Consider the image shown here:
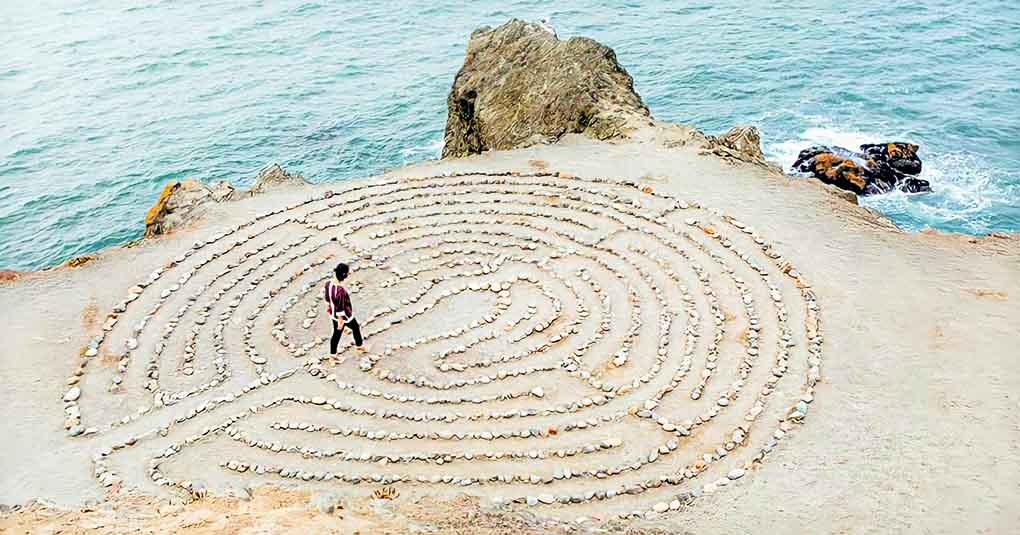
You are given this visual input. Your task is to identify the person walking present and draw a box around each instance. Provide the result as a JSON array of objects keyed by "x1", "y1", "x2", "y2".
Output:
[{"x1": 324, "y1": 262, "x2": 365, "y2": 363}]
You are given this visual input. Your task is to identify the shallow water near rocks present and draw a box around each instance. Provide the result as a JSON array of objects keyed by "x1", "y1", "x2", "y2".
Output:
[{"x1": 1, "y1": 0, "x2": 1018, "y2": 270}]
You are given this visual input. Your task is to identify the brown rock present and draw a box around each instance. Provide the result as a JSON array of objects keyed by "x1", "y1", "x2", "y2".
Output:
[
  {"x1": 705, "y1": 125, "x2": 781, "y2": 172},
  {"x1": 143, "y1": 179, "x2": 217, "y2": 238},
  {"x1": 64, "y1": 254, "x2": 97, "y2": 268},
  {"x1": 0, "y1": 270, "x2": 21, "y2": 283},
  {"x1": 246, "y1": 163, "x2": 309, "y2": 196},
  {"x1": 441, "y1": 19, "x2": 650, "y2": 159},
  {"x1": 209, "y1": 181, "x2": 238, "y2": 202},
  {"x1": 793, "y1": 143, "x2": 930, "y2": 195},
  {"x1": 143, "y1": 163, "x2": 306, "y2": 238}
]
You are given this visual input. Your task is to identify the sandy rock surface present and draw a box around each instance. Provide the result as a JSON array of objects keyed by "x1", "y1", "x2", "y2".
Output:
[{"x1": 1, "y1": 129, "x2": 1017, "y2": 534}]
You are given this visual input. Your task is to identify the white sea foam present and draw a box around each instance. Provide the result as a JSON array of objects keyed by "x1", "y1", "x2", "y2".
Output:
[
  {"x1": 765, "y1": 125, "x2": 896, "y2": 172},
  {"x1": 399, "y1": 138, "x2": 444, "y2": 160},
  {"x1": 765, "y1": 124, "x2": 1016, "y2": 232}
]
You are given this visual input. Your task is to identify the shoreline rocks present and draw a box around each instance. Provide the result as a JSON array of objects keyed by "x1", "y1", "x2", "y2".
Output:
[
  {"x1": 792, "y1": 142, "x2": 930, "y2": 195},
  {"x1": 441, "y1": 19, "x2": 650, "y2": 159},
  {"x1": 143, "y1": 163, "x2": 309, "y2": 238},
  {"x1": 704, "y1": 125, "x2": 781, "y2": 173}
]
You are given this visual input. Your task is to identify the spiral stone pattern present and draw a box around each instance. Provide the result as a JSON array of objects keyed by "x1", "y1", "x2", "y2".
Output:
[{"x1": 64, "y1": 172, "x2": 823, "y2": 521}]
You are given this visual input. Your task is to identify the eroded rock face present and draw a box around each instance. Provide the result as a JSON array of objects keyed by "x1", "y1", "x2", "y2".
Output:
[
  {"x1": 143, "y1": 163, "x2": 307, "y2": 238},
  {"x1": 792, "y1": 142, "x2": 930, "y2": 195},
  {"x1": 144, "y1": 179, "x2": 217, "y2": 238},
  {"x1": 247, "y1": 163, "x2": 309, "y2": 196},
  {"x1": 705, "y1": 125, "x2": 780, "y2": 172},
  {"x1": 442, "y1": 19, "x2": 650, "y2": 159}
]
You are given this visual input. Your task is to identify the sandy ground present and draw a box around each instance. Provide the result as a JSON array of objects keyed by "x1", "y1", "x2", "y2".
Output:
[
  {"x1": 1, "y1": 125, "x2": 1018, "y2": 534},
  {"x1": 2, "y1": 487, "x2": 674, "y2": 535}
]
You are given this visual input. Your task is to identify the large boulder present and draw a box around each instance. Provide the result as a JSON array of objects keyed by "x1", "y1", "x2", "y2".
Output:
[
  {"x1": 143, "y1": 163, "x2": 308, "y2": 238},
  {"x1": 792, "y1": 142, "x2": 930, "y2": 195},
  {"x1": 441, "y1": 19, "x2": 650, "y2": 159}
]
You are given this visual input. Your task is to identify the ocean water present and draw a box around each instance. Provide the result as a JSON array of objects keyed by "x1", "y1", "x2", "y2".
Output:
[{"x1": 2, "y1": 1, "x2": 1018, "y2": 270}]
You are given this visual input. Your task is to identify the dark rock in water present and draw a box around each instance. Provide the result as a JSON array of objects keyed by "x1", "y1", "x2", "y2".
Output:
[
  {"x1": 442, "y1": 19, "x2": 650, "y2": 159},
  {"x1": 861, "y1": 142, "x2": 923, "y2": 175},
  {"x1": 792, "y1": 142, "x2": 930, "y2": 195}
]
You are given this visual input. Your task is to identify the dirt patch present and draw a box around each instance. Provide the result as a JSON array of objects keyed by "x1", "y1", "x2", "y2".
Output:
[
  {"x1": 0, "y1": 487, "x2": 673, "y2": 535},
  {"x1": 964, "y1": 288, "x2": 1008, "y2": 300},
  {"x1": 82, "y1": 301, "x2": 99, "y2": 330}
]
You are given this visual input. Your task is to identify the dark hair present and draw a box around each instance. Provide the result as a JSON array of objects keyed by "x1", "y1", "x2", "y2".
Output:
[{"x1": 334, "y1": 262, "x2": 350, "y2": 281}]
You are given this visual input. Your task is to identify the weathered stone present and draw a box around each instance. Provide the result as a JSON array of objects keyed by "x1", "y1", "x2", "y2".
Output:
[
  {"x1": 792, "y1": 142, "x2": 930, "y2": 195},
  {"x1": 442, "y1": 19, "x2": 649, "y2": 159},
  {"x1": 246, "y1": 163, "x2": 310, "y2": 196},
  {"x1": 706, "y1": 125, "x2": 781, "y2": 172},
  {"x1": 310, "y1": 491, "x2": 344, "y2": 514},
  {"x1": 143, "y1": 164, "x2": 306, "y2": 238}
]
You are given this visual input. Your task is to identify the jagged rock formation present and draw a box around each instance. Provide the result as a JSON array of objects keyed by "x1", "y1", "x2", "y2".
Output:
[
  {"x1": 442, "y1": 19, "x2": 651, "y2": 159},
  {"x1": 792, "y1": 142, "x2": 930, "y2": 195},
  {"x1": 246, "y1": 163, "x2": 308, "y2": 196},
  {"x1": 143, "y1": 163, "x2": 308, "y2": 238},
  {"x1": 705, "y1": 125, "x2": 781, "y2": 173},
  {"x1": 143, "y1": 179, "x2": 218, "y2": 238}
]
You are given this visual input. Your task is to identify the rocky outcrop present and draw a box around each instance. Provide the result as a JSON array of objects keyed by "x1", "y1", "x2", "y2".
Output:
[
  {"x1": 144, "y1": 180, "x2": 213, "y2": 238},
  {"x1": 792, "y1": 142, "x2": 930, "y2": 195},
  {"x1": 442, "y1": 19, "x2": 651, "y2": 159},
  {"x1": 705, "y1": 125, "x2": 781, "y2": 172},
  {"x1": 143, "y1": 163, "x2": 308, "y2": 238},
  {"x1": 246, "y1": 163, "x2": 308, "y2": 196}
]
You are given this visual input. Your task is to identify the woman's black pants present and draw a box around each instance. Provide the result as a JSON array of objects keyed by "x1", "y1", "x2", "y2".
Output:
[{"x1": 330, "y1": 318, "x2": 363, "y2": 354}]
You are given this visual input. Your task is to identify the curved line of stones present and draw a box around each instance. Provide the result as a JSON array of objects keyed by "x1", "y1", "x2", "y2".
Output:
[{"x1": 75, "y1": 172, "x2": 821, "y2": 522}]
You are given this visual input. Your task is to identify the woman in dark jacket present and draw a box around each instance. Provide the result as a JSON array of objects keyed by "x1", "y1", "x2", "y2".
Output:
[{"x1": 324, "y1": 262, "x2": 365, "y2": 362}]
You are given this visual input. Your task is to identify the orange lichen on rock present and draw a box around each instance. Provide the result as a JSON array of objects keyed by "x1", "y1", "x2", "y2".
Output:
[
  {"x1": 808, "y1": 153, "x2": 867, "y2": 193},
  {"x1": 144, "y1": 181, "x2": 181, "y2": 237},
  {"x1": 65, "y1": 254, "x2": 97, "y2": 268}
]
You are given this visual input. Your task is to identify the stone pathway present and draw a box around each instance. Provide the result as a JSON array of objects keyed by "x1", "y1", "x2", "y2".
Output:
[{"x1": 61, "y1": 172, "x2": 822, "y2": 522}]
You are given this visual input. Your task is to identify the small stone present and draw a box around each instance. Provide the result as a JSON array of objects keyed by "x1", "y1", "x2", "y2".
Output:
[
  {"x1": 310, "y1": 492, "x2": 344, "y2": 514},
  {"x1": 727, "y1": 468, "x2": 746, "y2": 480},
  {"x1": 63, "y1": 387, "x2": 81, "y2": 402}
]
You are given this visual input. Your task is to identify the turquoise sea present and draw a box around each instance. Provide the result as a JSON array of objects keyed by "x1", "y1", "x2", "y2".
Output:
[{"x1": 2, "y1": 1, "x2": 1018, "y2": 270}]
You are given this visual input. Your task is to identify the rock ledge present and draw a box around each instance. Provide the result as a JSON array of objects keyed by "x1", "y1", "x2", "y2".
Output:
[{"x1": 144, "y1": 163, "x2": 308, "y2": 238}]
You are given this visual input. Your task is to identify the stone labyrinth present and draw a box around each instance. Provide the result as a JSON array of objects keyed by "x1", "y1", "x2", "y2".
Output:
[{"x1": 63, "y1": 172, "x2": 823, "y2": 521}]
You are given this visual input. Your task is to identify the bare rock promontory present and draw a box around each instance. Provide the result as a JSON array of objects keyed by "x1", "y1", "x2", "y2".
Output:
[
  {"x1": 143, "y1": 163, "x2": 308, "y2": 237},
  {"x1": 441, "y1": 19, "x2": 650, "y2": 159}
]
